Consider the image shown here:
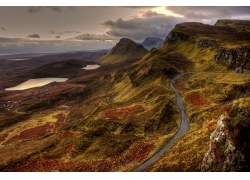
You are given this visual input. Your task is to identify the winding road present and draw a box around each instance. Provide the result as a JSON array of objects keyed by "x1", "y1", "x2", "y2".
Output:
[
  {"x1": 132, "y1": 73, "x2": 190, "y2": 172},
  {"x1": 132, "y1": 71, "x2": 250, "y2": 172}
]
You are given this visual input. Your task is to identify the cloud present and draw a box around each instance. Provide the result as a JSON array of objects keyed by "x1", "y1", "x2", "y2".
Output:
[
  {"x1": 27, "y1": 7, "x2": 43, "y2": 14},
  {"x1": 101, "y1": 16, "x2": 184, "y2": 40},
  {"x1": 49, "y1": 30, "x2": 81, "y2": 35},
  {"x1": 55, "y1": 35, "x2": 60, "y2": 39},
  {"x1": 0, "y1": 36, "x2": 115, "y2": 54},
  {"x1": 0, "y1": 27, "x2": 6, "y2": 31},
  {"x1": 166, "y1": 6, "x2": 250, "y2": 22},
  {"x1": 27, "y1": 34, "x2": 40, "y2": 39},
  {"x1": 26, "y1": 6, "x2": 75, "y2": 14},
  {"x1": 74, "y1": 33, "x2": 117, "y2": 41},
  {"x1": 142, "y1": 11, "x2": 158, "y2": 18}
]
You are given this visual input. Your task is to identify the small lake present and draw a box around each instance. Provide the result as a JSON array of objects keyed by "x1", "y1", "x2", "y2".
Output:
[
  {"x1": 5, "y1": 78, "x2": 68, "y2": 91},
  {"x1": 82, "y1": 65, "x2": 100, "y2": 70},
  {"x1": 7, "y1": 58, "x2": 31, "y2": 61}
]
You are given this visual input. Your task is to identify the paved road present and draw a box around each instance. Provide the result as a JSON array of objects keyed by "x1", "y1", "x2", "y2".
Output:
[
  {"x1": 132, "y1": 73, "x2": 190, "y2": 172},
  {"x1": 132, "y1": 71, "x2": 250, "y2": 172}
]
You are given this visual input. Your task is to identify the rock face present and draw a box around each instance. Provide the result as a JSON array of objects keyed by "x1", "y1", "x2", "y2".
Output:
[
  {"x1": 98, "y1": 38, "x2": 148, "y2": 64},
  {"x1": 201, "y1": 114, "x2": 248, "y2": 172},
  {"x1": 164, "y1": 32, "x2": 189, "y2": 44},
  {"x1": 198, "y1": 39, "x2": 221, "y2": 48},
  {"x1": 213, "y1": 46, "x2": 250, "y2": 71},
  {"x1": 141, "y1": 37, "x2": 164, "y2": 50}
]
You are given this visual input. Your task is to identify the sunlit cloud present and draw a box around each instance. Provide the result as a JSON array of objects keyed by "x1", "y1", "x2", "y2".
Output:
[{"x1": 151, "y1": 6, "x2": 184, "y2": 17}]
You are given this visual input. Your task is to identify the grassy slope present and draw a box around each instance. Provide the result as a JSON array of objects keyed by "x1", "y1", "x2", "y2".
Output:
[
  {"x1": 1, "y1": 20, "x2": 250, "y2": 172},
  {"x1": 0, "y1": 48, "x2": 186, "y2": 171},
  {"x1": 144, "y1": 21, "x2": 250, "y2": 171}
]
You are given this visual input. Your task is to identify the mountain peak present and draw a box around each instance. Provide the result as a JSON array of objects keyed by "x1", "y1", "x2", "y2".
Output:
[{"x1": 98, "y1": 38, "x2": 148, "y2": 64}]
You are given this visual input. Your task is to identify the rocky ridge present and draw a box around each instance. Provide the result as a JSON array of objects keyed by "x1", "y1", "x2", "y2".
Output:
[
  {"x1": 201, "y1": 114, "x2": 248, "y2": 171},
  {"x1": 213, "y1": 46, "x2": 250, "y2": 72}
]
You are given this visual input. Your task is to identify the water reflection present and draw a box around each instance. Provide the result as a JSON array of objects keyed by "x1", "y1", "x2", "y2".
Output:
[
  {"x1": 7, "y1": 58, "x2": 31, "y2": 60},
  {"x1": 5, "y1": 78, "x2": 68, "y2": 91},
  {"x1": 82, "y1": 65, "x2": 100, "y2": 70}
]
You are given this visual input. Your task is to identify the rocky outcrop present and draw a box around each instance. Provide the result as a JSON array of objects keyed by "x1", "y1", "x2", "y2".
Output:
[
  {"x1": 164, "y1": 32, "x2": 189, "y2": 44},
  {"x1": 201, "y1": 114, "x2": 248, "y2": 171},
  {"x1": 213, "y1": 46, "x2": 250, "y2": 71},
  {"x1": 198, "y1": 39, "x2": 221, "y2": 48},
  {"x1": 129, "y1": 72, "x2": 139, "y2": 88}
]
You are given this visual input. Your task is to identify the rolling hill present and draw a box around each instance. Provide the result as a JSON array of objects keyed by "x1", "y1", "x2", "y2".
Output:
[{"x1": 0, "y1": 19, "x2": 250, "y2": 172}]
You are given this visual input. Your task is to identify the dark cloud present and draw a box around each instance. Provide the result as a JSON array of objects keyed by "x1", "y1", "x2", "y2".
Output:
[
  {"x1": 27, "y1": 34, "x2": 40, "y2": 39},
  {"x1": 142, "y1": 11, "x2": 158, "y2": 18},
  {"x1": 55, "y1": 35, "x2": 60, "y2": 39},
  {"x1": 101, "y1": 16, "x2": 184, "y2": 40},
  {"x1": 142, "y1": 10, "x2": 165, "y2": 18},
  {"x1": 49, "y1": 30, "x2": 80, "y2": 35},
  {"x1": 75, "y1": 33, "x2": 117, "y2": 41},
  {"x1": 26, "y1": 6, "x2": 75, "y2": 14},
  {"x1": 101, "y1": 6, "x2": 250, "y2": 42},
  {"x1": 166, "y1": 6, "x2": 250, "y2": 21},
  {"x1": 0, "y1": 37, "x2": 22, "y2": 42},
  {"x1": 0, "y1": 27, "x2": 6, "y2": 31}
]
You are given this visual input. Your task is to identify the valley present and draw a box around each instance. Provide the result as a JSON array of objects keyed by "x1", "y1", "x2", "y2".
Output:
[{"x1": 0, "y1": 19, "x2": 250, "y2": 172}]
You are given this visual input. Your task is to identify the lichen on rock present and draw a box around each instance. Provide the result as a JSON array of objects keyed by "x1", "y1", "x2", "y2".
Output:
[{"x1": 201, "y1": 114, "x2": 247, "y2": 171}]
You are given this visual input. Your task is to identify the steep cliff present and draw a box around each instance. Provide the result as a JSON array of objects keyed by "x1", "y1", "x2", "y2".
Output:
[{"x1": 213, "y1": 46, "x2": 250, "y2": 72}]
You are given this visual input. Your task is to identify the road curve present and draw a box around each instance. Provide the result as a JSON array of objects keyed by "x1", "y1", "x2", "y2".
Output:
[
  {"x1": 132, "y1": 73, "x2": 190, "y2": 172},
  {"x1": 131, "y1": 71, "x2": 250, "y2": 172}
]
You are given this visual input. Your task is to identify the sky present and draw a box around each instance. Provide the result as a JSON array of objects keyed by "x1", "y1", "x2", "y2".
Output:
[{"x1": 0, "y1": 5, "x2": 250, "y2": 54}]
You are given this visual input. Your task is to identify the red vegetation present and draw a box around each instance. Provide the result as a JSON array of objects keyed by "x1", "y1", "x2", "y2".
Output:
[
  {"x1": 0, "y1": 129, "x2": 14, "y2": 142},
  {"x1": 8, "y1": 136, "x2": 161, "y2": 172},
  {"x1": 102, "y1": 104, "x2": 143, "y2": 119},
  {"x1": 59, "y1": 132, "x2": 75, "y2": 139},
  {"x1": 8, "y1": 157, "x2": 93, "y2": 172},
  {"x1": 112, "y1": 136, "x2": 160, "y2": 168},
  {"x1": 8, "y1": 156, "x2": 113, "y2": 172},
  {"x1": 206, "y1": 121, "x2": 217, "y2": 129},
  {"x1": 187, "y1": 92, "x2": 210, "y2": 107},
  {"x1": 66, "y1": 144, "x2": 75, "y2": 153},
  {"x1": 222, "y1": 105, "x2": 230, "y2": 113},
  {"x1": 0, "y1": 133, "x2": 8, "y2": 142},
  {"x1": 59, "y1": 131, "x2": 84, "y2": 139},
  {"x1": 6, "y1": 114, "x2": 66, "y2": 143}
]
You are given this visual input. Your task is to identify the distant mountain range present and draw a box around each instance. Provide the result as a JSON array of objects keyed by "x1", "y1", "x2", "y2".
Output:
[{"x1": 141, "y1": 37, "x2": 165, "y2": 50}]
